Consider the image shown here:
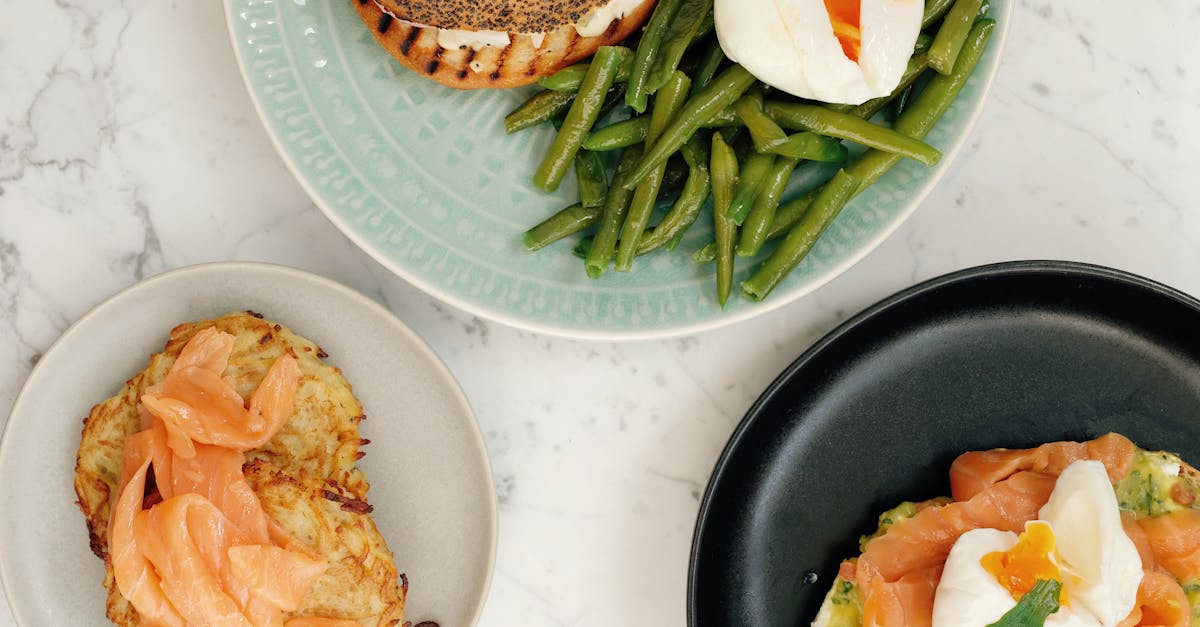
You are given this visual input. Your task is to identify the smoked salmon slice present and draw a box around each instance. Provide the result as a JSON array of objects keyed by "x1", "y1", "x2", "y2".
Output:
[
  {"x1": 950, "y1": 433, "x2": 1137, "y2": 501},
  {"x1": 856, "y1": 471, "x2": 1057, "y2": 627},
  {"x1": 108, "y1": 329, "x2": 352, "y2": 626},
  {"x1": 1136, "y1": 509, "x2": 1200, "y2": 582}
]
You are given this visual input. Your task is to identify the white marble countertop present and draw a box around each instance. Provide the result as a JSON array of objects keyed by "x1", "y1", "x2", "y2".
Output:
[{"x1": 2, "y1": 1, "x2": 1198, "y2": 625}]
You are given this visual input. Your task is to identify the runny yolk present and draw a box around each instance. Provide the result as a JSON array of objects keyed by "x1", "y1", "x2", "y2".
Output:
[
  {"x1": 823, "y1": 0, "x2": 863, "y2": 62},
  {"x1": 980, "y1": 521, "x2": 1070, "y2": 604}
]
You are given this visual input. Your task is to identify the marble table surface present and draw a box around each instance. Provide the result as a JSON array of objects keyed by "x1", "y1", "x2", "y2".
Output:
[{"x1": 2, "y1": 1, "x2": 1197, "y2": 625}]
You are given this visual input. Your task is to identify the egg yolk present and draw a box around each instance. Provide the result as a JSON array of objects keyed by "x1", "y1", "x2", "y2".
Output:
[
  {"x1": 980, "y1": 521, "x2": 1070, "y2": 604},
  {"x1": 823, "y1": 0, "x2": 863, "y2": 62}
]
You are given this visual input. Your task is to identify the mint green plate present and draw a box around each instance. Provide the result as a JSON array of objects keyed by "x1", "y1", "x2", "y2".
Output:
[{"x1": 225, "y1": 0, "x2": 1011, "y2": 340}]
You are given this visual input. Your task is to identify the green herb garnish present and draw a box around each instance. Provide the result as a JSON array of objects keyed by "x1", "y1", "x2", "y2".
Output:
[{"x1": 986, "y1": 579, "x2": 1063, "y2": 627}]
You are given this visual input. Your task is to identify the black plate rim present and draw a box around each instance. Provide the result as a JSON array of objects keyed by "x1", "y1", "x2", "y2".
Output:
[{"x1": 685, "y1": 259, "x2": 1200, "y2": 625}]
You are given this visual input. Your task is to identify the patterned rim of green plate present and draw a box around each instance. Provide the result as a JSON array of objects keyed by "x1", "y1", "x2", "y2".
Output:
[{"x1": 225, "y1": 0, "x2": 1012, "y2": 340}]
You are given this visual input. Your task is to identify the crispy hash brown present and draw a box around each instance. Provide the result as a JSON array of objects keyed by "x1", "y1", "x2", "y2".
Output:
[
  {"x1": 353, "y1": 0, "x2": 657, "y2": 89},
  {"x1": 73, "y1": 311, "x2": 406, "y2": 626}
]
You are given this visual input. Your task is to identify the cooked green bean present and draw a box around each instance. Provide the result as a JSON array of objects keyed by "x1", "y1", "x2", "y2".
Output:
[
  {"x1": 524, "y1": 203, "x2": 603, "y2": 251},
  {"x1": 922, "y1": 0, "x2": 957, "y2": 29},
  {"x1": 534, "y1": 47, "x2": 626, "y2": 191},
  {"x1": 575, "y1": 150, "x2": 609, "y2": 209},
  {"x1": 769, "y1": 133, "x2": 847, "y2": 162},
  {"x1": 896, "y1": 19, "x2": 995, "y2": 137},
  {"x1": 734, "y1": 89, "x2": 789, "y2": 152},
  {"x1": 661, "y1": 156, "x2": 690, "y2": 196},
  {"x1": 847, "y1": 51, "x2": 930, "y2": 120},
  {"x1": 765, "y1": 187, "x2": 821, "y2": 242},
  {"x1": 584, "y1": 103, "x2": 738, "y2": 152},
  {"x1": 929, "y1": 0, "x2": 984, "y2": 74},
  {"x1": 738, "y1": 156, "x2": 800, "y2": 257},
  {"x1": 741, "y1": 169, "x2": 859, "y2": 300},
  {"x1": 888, "y1": 84, "x2": 916, "y2": 123},
  {"x1": 538, "y1": 48, "x2": 634, "y2": 92},
  {"x1": 727, "y1": 151, "x2": 774, "y2": 225},
  {"x1": 583, "y1": 117, "x2": 649, "y2": 151},
  {"x1": 626, "y1": 0, "x2": 685, "y2": 112},
  {"x1": 585, "y1": 147, "x2": 642, "y2": 278},
  {"x1": 692, "y1": 38, "x2": 726, "y2": 96},
  {"x1": 710, "y1": 132, "x2": 738, "y2": 307},
  {"x1": 617, "y1": 72, "x2": 692, "y2": 271},
  {"x1": 766, "y1": 102, "x2": 942, "y2": 166},
  {"x1": 505, "y1": 90, "x2": 575, "y2": 134},
  {"x1": 596, "y1": 83, "x2": 629, "y2": 123},
  {"x1": 638, "y1": 136, "x2": 711, "y2": 255},
  {"x1": 690, "y1": 11, "x2": 715, "y2": 46},
  {"x1": 766, "y1": 19, "x2": 995, "y2": 241},
  {"x1": 626, "y1": 65, "x2": 758, "y2": 188},
  {"x1": 915, "y1": 32, "x2": 935, "y2": 54},
  {"x1": 572, "y1": 236, "x2": 594, "y2": 259},
  {"x1": 647, "y1": 0, "x2": 714, "y2": 93},
  {"x1": 702, "y1": 65, "x2": 920, "y2": 250},
  {"x1": 705, "y1": 106, "x2": 739, "y2": 128}
]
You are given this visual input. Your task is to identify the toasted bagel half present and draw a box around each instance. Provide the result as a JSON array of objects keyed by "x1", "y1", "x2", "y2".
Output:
[{"x1": 352, "y1": 0, "x2": 658, "y2": 89}]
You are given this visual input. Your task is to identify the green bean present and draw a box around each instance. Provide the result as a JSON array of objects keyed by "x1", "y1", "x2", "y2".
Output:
[
  {"x1": 929, "y1": 0, "x2": 984, "y2": 74},
  {"x1": 583, "y1": 117, "x2": 648, "y2": 151},
  {"x1": 704, "y1": 106, "x2": 739, "y2": 128},
  {"x1": 734, "y1": 89, "x2": 789, "y2": 153},
  {"x1": 585, "y1": 147, "x2": 642, "y2": 278},
  {"x1": 505, "y1": 90, "x2": 574, "y2": 134},
  {"x1": 534, "y1": 47, "x2": 625, "y2": 191},
  {"x1": 572, "y1": 236, "x2": 594, "y2": 259},
  {"x1": 766, "y1": 19, "x2": 995, "y2": 241},
  {"x1": 765, "y1": 187, "x2": 821, "y2": 242},
  {"x1": 769, "y1": 133, "x2": 847, "y2": 162},
  {"x1": 766, "y1": 102, "x2": 942, "y2": 166},
  {"x1": 626, "y1": 0, "x2": 685, "y2": 112},
  {"x1": 847, "y1": 51, "x2": 930, "y2": 120},
  {"x1": 897, "y1": 19, "x2": 995, "y2": 137},
  {"x1": 584, "y1": 103, "x2": 738, "y2": 152},
  {"x1": 710, "y1": 132, "x2": 738, "y2": 307},
  {"x1": 647, "y1": 0, "x2": 714, "y2": 93},
  {"x1": 922, "y1": 0, "x2": 957, "y2": 29},
  {"x1": 575, "y1": 150, "x2": 608, "y2": 209},
  {"x1": 888, "y1": 84, "x2": 916, "y2": 123},
  {"x1": 596, "y1": 83, "x2": 629, "y2": 123},
  {"x1": 661, "y1": 156, "x2": 690, "y2": 196},
  {"x1": 738, "y1": 156, "x2": 800, "y2": 257},
  {"x1": 524, "y1": 203, "x2": 603, "y2": 251},
  {"x1": 915, "y1": 33, "x2": 935, "y2": 55},
  {"x1": 690, "y1": 11, "x2": 716, "y2": 47},
  {"x1": 626, "y1": 65, "x2": 758, "y2": 189},
  {"x1": 637, "y1": 134, "x2": 711, "y2": 255},
  {"x1": 538, "y1": 48, "x2": 634, "y2": 92},
  {"x1": 741, "y1": 169, "x2": 859, "y2": 300},
  {"x1": 692, "y1": 38, "x2": 726, "y2": 96},
  {"x1": 617, "y1": 72, "x2": 692, "y2": 271},
  {"x1": 727, "y1": 152, "x2": 774, "y2": 225}
]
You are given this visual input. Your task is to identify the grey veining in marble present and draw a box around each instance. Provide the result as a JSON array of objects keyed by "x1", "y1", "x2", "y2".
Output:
[{"x1": 2, "y1": 0, "x2": 1199, "y2": 625}]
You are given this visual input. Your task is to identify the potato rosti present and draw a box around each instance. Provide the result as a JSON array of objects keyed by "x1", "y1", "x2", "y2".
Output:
[{"x1": 74, "y1": 311, "x2": 406, "y2": 626}]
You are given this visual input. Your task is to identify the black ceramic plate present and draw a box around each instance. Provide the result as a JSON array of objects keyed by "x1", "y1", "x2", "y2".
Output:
[{"x1": 688, "y1": 260, "x2": 1200, "y2": 627}]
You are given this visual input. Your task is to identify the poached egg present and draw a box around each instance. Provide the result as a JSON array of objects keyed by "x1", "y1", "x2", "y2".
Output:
[
  {"x1": 713, "y1": 0, "x2": 924, "y2": 105},
  {"x1": 932, "y1": 460, "x2": 1144, "y2": 627}
]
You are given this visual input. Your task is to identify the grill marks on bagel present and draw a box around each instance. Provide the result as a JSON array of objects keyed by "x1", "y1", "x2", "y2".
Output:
[
  {"x1": 352, "y1": 0, "x2": 656, "y2": 89},
  {"x1": 375, "y1": 0, "x2": 618, "y2": 32}
]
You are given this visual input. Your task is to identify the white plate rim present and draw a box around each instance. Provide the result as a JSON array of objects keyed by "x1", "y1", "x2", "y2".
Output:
[
  {"x1": 0, "y1": 261, "x2": 498, "y2": 626},
  {"x1": 222, "y1": 2, "x2": 1014, "y2": 342}
]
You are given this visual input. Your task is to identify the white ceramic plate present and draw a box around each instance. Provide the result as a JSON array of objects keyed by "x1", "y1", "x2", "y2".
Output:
[{"x1": 0, "y1": 262, "x2": 496, "y2": 626}]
